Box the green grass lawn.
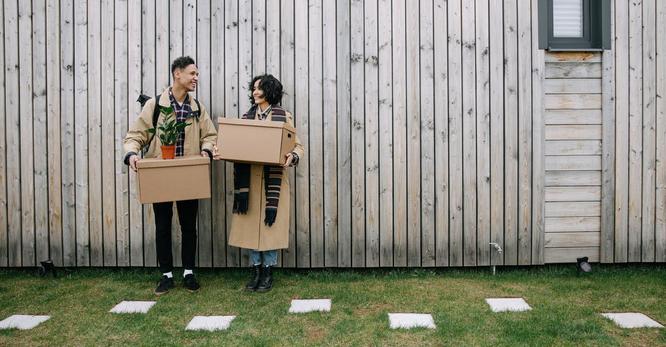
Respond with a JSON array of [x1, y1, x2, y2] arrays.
[[0, 265, 664, 346]]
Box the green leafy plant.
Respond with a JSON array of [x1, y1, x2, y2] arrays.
[[147, 105, 190, 146]]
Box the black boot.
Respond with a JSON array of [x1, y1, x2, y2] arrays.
[[256, 266, 273, 292], [245, 265, 262, 291]]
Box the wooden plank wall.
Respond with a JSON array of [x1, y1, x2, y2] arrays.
[[541, 0, 666, 264], [543, 52, 603, 263], [602, 0, 666, 263], [2, 0, 547, 268]]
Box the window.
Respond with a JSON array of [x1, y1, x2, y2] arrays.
[[538, 0, 611, 51]]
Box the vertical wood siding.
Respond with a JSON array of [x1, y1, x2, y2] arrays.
[[4, 0, 635, 268], [601, 0, 666, 263]]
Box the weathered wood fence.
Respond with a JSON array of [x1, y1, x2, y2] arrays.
[[0, 0, 663, 268]]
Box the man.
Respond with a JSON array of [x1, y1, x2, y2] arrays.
[[123, 56, 217, 295]]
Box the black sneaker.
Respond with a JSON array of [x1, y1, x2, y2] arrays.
[[183, 274, 201, 292], [154, 275, 175, 295]]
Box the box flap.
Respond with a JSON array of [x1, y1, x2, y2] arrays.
[[137, 155, 210, 169], [218, 117, 296, 134]]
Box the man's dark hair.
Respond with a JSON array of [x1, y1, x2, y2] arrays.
[[249, 74, 284, 105], [171, 56, 196, 76]]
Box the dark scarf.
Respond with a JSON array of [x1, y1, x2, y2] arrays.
[[233, 104, 287, 226]]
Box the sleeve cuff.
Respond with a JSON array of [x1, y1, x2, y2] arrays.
[[290, 152, 299, 166], [123, 152, 137, 165]]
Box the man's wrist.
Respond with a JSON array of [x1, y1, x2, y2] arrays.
[[290, 152, 299, 166], [124, 152, 138, 165]]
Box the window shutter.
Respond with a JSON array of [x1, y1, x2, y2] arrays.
[[553, 0, 583, 38]]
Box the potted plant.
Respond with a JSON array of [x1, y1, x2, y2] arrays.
[[147, 105, 190, 159]]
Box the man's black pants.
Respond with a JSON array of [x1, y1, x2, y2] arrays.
[[153, 199, 198, 273]]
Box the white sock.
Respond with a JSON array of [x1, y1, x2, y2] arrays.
[[163, 272, 173, 278], [183, 269, 193, 277]]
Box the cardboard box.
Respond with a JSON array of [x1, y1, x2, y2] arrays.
[[217, 118, 296, 165], [136, 156, 211, 204]]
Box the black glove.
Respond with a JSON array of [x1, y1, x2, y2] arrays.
[[264, 209, 277, 227], [233, 193, 249, 214]]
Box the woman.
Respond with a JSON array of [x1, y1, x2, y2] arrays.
[[227, 74, 304, 292]]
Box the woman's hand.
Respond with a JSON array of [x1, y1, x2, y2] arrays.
[[283, 153, 294, 168], [212, 145, 223, 160]]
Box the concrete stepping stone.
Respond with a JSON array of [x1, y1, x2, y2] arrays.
[[289, 299, 331, 313], [602, 313, 664, 328], [485, 298, 532, 312], [0, 315, 50, 330], [388, 313, 436, 329], [109, 301, 156, 314], [185, 316, 236, 331]]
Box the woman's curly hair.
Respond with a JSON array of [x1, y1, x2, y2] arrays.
[[249, 74, 284, 106]]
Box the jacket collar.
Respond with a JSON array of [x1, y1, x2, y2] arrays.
[[158, 87, 199, 112]]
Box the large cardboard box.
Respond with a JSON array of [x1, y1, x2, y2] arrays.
[[136, 156, 211, 204], [217, 118, 296, 165]]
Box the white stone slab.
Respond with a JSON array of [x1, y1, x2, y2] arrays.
[[485, 298, 532, 312], [109, 301, 156, 314], [185, 316, 236, 331], [388, 313, 436, 329], [0, 315, 50, 330], [602, 313, 664, 329], [288, 299, 332, 313]]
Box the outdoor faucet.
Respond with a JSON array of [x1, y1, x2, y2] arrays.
[[489, 243, 503, 275]]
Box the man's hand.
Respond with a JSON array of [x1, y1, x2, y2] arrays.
[[129, 155, 140, 172], [283, 153, 294, 168]]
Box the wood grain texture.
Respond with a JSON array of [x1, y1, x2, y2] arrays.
[[613, 0, 629, 263], [32, 0, 49, 266], [656, 0, 666, 262], [74, 0, 89, 266], [476, 0, 491, 266], [4, 0, 661, 267], [61, 0, 76, 266], [88, 0, 103, 266], [379, 0, 394, 267], [336, 0, 352, 267], [6, 0, 23, 266], [323, 0, 338, 267], [503, 0, 518, 265], [407, 0, 421, 267], [627, 0, 643, 262], [641, 0, 656, 262], [600, 0, 615, 263], [462, 0, 477, 266], [448, 0, 464, 266], [392, 0, 407, 266], [489, 0, 504, 266], [0, 1, 8, 266], [309, 0, 324, 267], [366, 0, 380, 267], [544, 247, 599, 263]]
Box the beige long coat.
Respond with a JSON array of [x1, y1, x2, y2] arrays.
[[228, 110, 304, 251]]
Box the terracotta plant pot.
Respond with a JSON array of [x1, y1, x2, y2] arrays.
[[161, 145, 176, 159]]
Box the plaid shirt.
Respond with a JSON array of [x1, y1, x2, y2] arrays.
[[168, 88, 192, 157]]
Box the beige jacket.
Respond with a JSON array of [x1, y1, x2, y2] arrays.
[[123, 89, 217, 161], [228, 109, 305, 251]]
